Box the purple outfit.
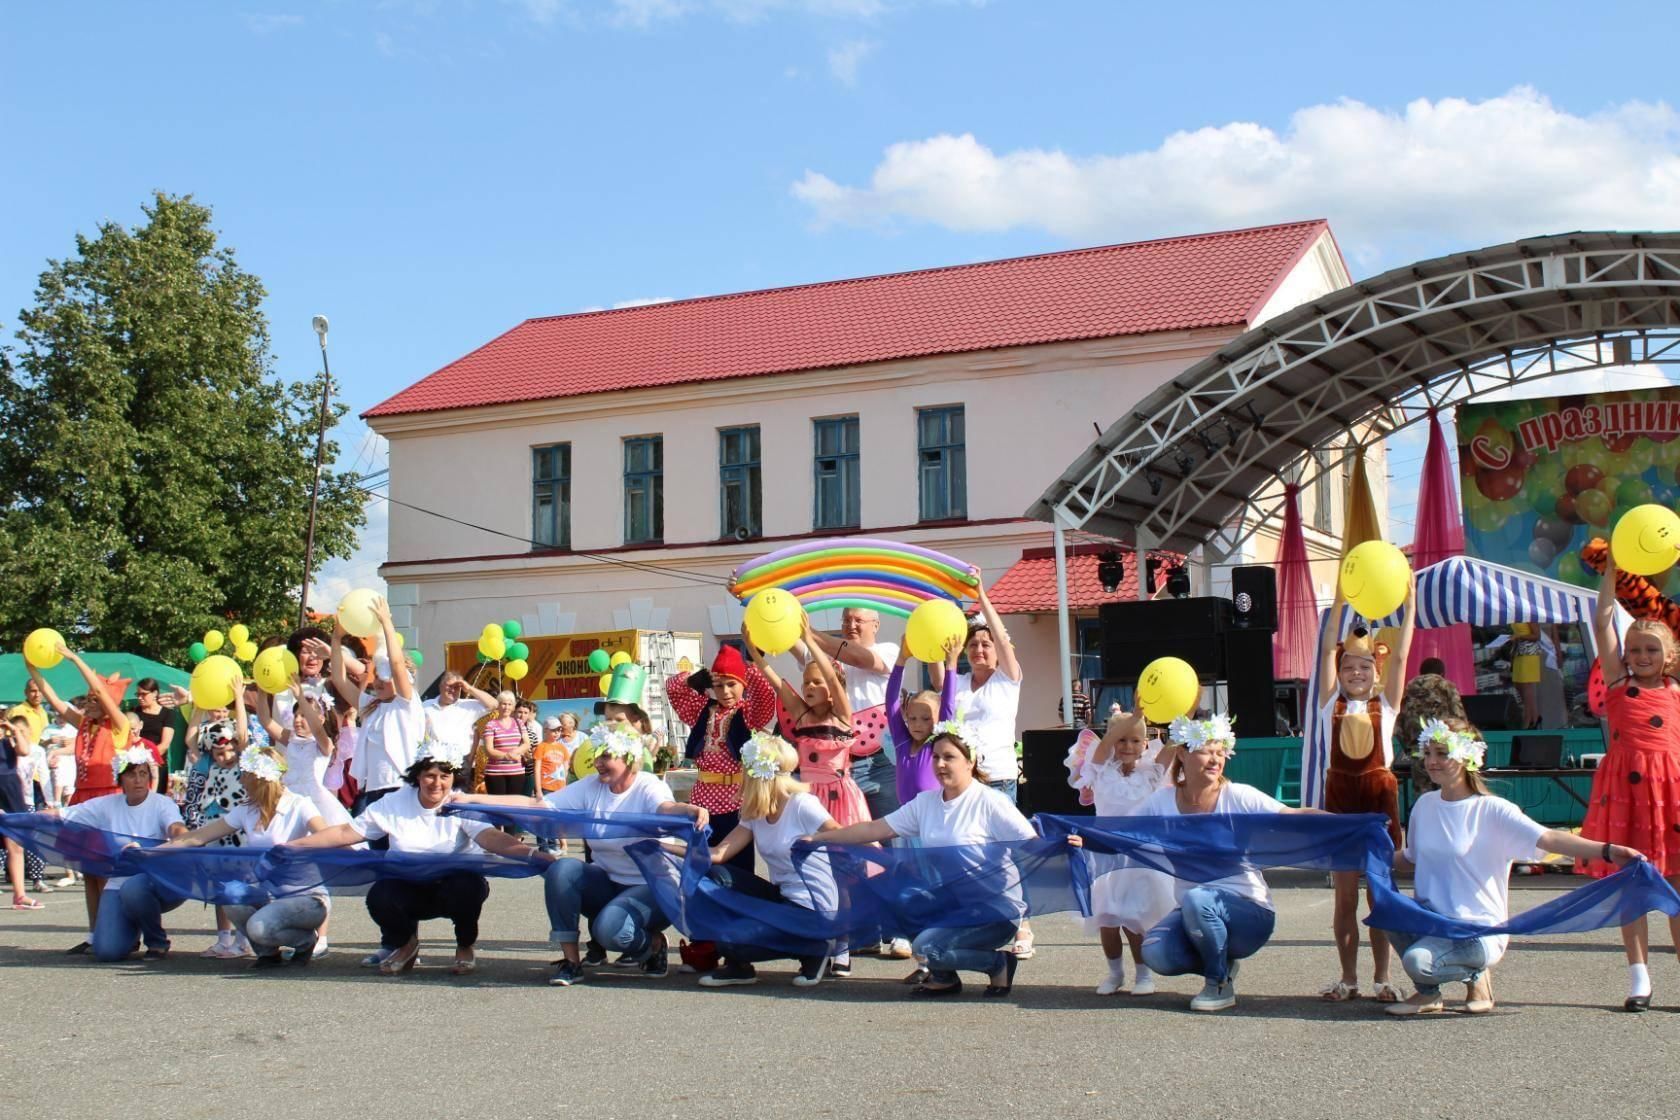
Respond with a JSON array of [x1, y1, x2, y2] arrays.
[[885, 664, 958, 803]]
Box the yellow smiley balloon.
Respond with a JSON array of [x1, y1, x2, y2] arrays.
[[1611, 504, 1680, 577]]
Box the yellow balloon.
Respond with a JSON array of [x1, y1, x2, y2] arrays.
[[203, 629, 225, 653], [389, 630, 405, 651], [1339, 540, 1411, 620], [228, 623, 250, 647], [235, 641, 259, 662], [506, 658, 529, 681], [743, 588, 804, 655], [609, 650, 632, 668], [23, 628, 64, 670], [1611, 504, 1680, 577], [598, 672, 613, 696], [904, 598, 968, 662], [252, 646, 300, 695], [1136, 656, 1199, 724], [479, 633, 507, 661], [190, 655, 241, 709], [337, 588, 381, 638]]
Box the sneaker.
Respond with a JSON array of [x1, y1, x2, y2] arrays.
[[885, 938, 913, 960], [1130, 968, 1157, 997], [639, 934, 669, 978], [792, 957, 829, 987], [549, 960, 585, 987], [31, 879, 52, 894], [142, 945, 170, 960], [202, 939, 244, 960], [312, 939, 331, 959], [583, 940, 608, 967], [361, 948, 393, 968], [54, 874, 78, 888], [698, 961, 759, 988], [1189, 979, 1236, 1012], [290, 937, 319, 965], [1096, 968, 1126, 996], [828, 957, 852, 979]]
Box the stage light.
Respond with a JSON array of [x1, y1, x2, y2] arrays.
[[1224, 418, 1240, 446], [1174, 449, 1195, 474], [1196, 429, 1217, 456], [1146, 468, 1162, 496], [1096, 550, 1125, 594]]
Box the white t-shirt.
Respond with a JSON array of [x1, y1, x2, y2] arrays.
[[272, 677, 331, 732], [1319, 692, 1400, 767], [845, 641, 898, 713], [544, 773, 677, 887], [225, 791, 322, 849], [351, 784, 491, 854], [62, 792, 184, 890], [423, 697, 488, 760], [952, 669, 1022, 781], [1136, 782, 1286, 908], [1402, 791, 1546, 957], [883, 781, 1036, 846], [353, 693, 426, 793], [742, 792, 836, 911]]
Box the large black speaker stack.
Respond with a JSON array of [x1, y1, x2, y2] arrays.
[[1097, 567, 1279, 734]]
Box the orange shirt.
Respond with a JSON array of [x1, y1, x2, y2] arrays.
[[535, 740, 571, 793]]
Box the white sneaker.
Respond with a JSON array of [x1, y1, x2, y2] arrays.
[[1096, 970, 1126, 996], [312, 939, 331, 959], [201, 939, 242, 960], [1130, 968, 1157, 996], [885, 938, 914, 960], [1190, 978, 1236, 1012], [54, 874, 78, 888]]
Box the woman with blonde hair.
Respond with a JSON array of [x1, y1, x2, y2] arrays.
[[698, 732, 842, 989], [162, 745, 333, 967]]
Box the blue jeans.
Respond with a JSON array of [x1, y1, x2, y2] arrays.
[[987, 779, 1018, 803], [850, 751, 900, 820], [912, 919, 1018, 984], [543, 859, 669, 957], [225, 896, 329, 955], [1141, 886, 1276, 984], [91, 877, 186, 961], [1386, 929, 1501, 997]]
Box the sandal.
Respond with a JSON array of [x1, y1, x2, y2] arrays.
[[902, 966, 930, 985], [11, 896, 45, 911], [379, 941, 421, 976], [1319, 979, 1360, 1002], [1464, 973, 1494, 1014], [1011, 930, 1035, 960], [1371, 981, 1403, 1003], [451, 953, 478, 976]]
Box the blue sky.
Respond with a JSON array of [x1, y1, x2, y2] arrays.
[[4, 0, 1678, 597]]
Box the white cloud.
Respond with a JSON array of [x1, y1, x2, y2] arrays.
[[245, 13, 304, 33], [577, 296, 677, 312], [792, 88, 1680, 266], [312, 495, 388, 609], [827, 39, 876, 86]]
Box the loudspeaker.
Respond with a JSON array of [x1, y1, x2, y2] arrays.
[[1231, 566, 1278, 631], [1099, 597, 1233, 680], [1463, 692, 1520, 731], [1019, 729, 1086, 816], [1223, 629, 1277, 735]]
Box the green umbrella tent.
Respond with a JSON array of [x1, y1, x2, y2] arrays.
[[0, 652, 190, 705]]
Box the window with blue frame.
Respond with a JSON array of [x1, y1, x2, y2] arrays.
[[531, 443, 571, 548], [917, 405, 966, 521], [623, 435, 664, 544], [719, 426, 762, 539], [813, 415, 860, 530]]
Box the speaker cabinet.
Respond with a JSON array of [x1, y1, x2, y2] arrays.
[[1019, 729, 1085, 816], [1099, 597, 1233, 680], [1231, 566, 1278, 631], [1223, 629, 1277, 736]]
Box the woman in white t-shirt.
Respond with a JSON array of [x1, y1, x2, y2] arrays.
[[1382, 718, 1643, 1016], [162, 746, 333, 967], [332, 602, 426, 812], [288, 740, 553, 976], [1133, 714, 1322, 1013], [808, 723, 1037, 998], [449, 724, 706, 988], [697, 732, 841, 990]]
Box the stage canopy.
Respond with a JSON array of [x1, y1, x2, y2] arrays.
[[1024, 230, 1680, 716]]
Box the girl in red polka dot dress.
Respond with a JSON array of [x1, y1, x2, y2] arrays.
[[1580, 555, 1680, 1011]]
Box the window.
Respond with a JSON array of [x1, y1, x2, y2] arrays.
[[623, 436, 663, 544], [1312, 448, 1333, 533], [532, 443, 571, 549], [813, 415, 860, 529], [917, 405, 967, 521], [719, 426, 762, 539]]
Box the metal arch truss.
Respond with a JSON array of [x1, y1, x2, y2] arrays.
[[1046, 239, 1680, 553]]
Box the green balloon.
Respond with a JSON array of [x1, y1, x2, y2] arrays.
[[187, 641, 208, 664], [508, 641, 529, 662], [1555, 550, 1589, 587], [1523, 459, 1565, 516], [1616, 478, 1652, 509], [476, 651, 490, 664], [410, 650, 424, 667], [586, 649, 610, 673], [1470, 503, 1508, 534], [502, 619, 523, 640]]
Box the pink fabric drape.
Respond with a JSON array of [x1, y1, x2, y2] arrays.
[[1273, 483, 1319, 681], [1406, 409, 1477, 693]]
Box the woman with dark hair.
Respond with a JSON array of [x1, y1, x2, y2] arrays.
[[132, 679, 175, 773], [286, 739, 553, 975]]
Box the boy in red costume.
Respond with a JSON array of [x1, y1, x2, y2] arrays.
[[664, 646, 776, 872]]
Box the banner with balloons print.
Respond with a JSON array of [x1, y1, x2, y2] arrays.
[[1457, 387, 1680, 588]]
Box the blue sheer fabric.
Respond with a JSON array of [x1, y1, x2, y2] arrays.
[[0, 813, 162, 877]]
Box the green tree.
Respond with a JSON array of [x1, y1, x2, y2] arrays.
[[0, 192, 365, 663]]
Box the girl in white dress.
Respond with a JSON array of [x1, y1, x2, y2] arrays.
[[1067, 709, 1178, 994]]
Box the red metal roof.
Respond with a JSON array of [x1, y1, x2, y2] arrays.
[[986, 544, 1180, 613], [366, 220, 1332, 418]]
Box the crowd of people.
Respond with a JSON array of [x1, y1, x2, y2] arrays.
[[2, 559, 1677, 1016]]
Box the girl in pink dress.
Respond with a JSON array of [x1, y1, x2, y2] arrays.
[[749, 619, 868, 828]]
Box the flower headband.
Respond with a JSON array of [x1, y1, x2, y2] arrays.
[[741, 731, 790, 781], [416, 734, 469, 770], [588, 721, 645, 759], [111, 746, 155, 781], [1414, 719, 1485, 770], [1167, 714, 1236, 753], [929, 717, 981, 760], [238, 746, 287, 784]]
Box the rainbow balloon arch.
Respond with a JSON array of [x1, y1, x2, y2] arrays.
[[731, 538, 979, 618]]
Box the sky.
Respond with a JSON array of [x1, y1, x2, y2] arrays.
[[4, 0, 1679, 602]]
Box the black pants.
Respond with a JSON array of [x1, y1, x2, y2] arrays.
[[709, 810, 755, 873], [366, 872, 490, 950], [709, 866, 827, 965]]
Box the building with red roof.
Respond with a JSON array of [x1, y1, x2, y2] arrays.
[[366, 220, 1377, 732]]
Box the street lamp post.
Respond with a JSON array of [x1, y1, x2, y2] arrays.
[[298, 314, 333, 628]]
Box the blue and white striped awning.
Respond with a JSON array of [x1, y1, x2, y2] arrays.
[[1300, 554, 1619, 809]]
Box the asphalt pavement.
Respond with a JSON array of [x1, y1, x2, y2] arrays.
[[2, 874, 1677, 1120]]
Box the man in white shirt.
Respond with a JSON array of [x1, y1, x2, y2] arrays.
[[423, 672, 497, 771]]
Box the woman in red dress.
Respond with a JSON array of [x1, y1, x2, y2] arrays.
[[1581, 556, 1680, 1011]]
